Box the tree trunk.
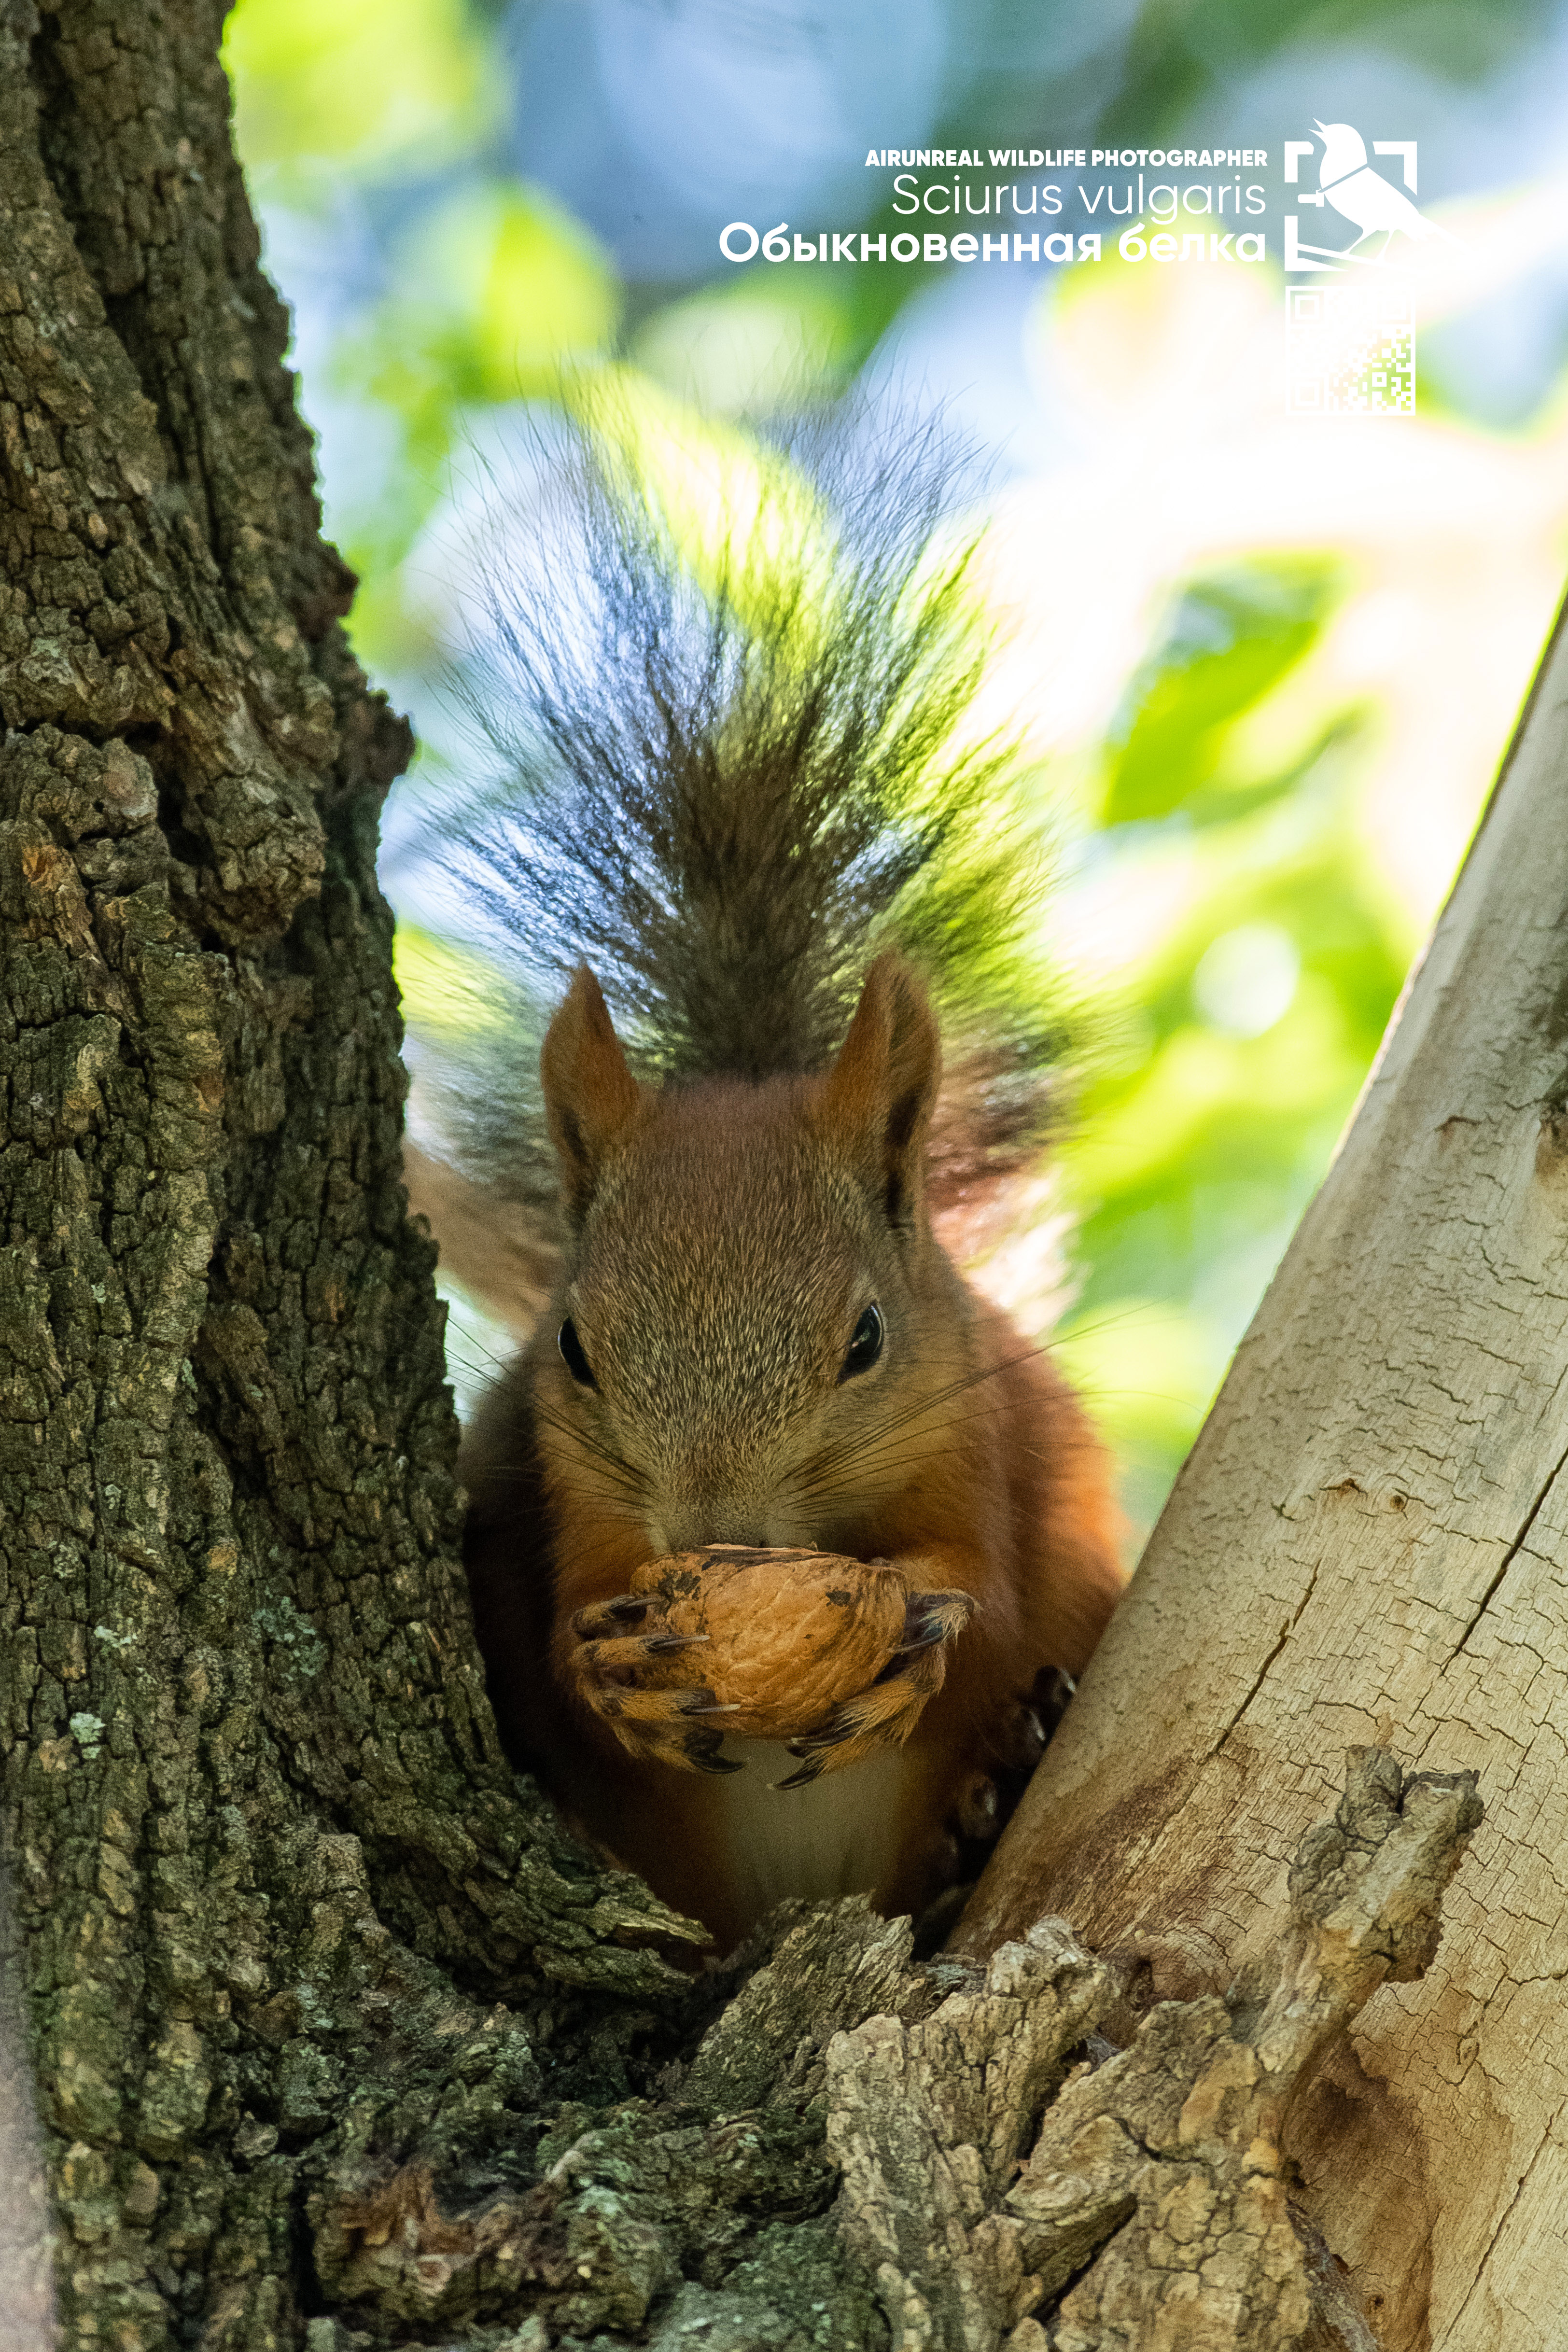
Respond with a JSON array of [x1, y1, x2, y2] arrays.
[[956, 602, 1568, 2350], [0, 2, 711, 2341]]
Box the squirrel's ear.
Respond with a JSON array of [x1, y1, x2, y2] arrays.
[[541, 966, 645, 1219], [816, 953, 940, 1237]]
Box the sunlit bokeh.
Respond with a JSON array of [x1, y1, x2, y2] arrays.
[[224, 0, 1568, 1543]]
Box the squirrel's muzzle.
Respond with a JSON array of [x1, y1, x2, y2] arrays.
[[652, 1499, 772, 1554]]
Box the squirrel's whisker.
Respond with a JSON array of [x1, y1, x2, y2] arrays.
[[793, 1348, 1048, 1489]]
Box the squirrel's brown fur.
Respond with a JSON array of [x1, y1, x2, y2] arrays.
[[460, 958, 1123, 1950], [422, 416, 1125, 1949]]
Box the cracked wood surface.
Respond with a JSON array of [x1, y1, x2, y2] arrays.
[[826, 1749, 1479, 2352], [289, 1749, 1474, 2352], [955, 597, 1568, 2349]]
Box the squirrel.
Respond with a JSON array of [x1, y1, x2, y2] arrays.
[[406, 412, 1127, 1954]]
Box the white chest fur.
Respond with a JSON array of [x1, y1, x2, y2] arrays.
[[711, 1740, 910, 1926]]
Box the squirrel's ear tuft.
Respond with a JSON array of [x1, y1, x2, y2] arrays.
[[816, 953, 940, 1237], [541, 966, 645, 1219]]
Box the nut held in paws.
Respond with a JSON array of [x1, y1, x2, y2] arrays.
[[572, 1546, 976, 1765]]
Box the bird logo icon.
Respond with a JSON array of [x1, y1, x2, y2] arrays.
[[1286, 124, 1456, 270]]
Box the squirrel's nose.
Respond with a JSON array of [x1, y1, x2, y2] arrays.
[[653, 1503, 769, 1553]]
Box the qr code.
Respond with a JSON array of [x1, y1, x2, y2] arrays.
[[1286, 285, 1414, 415]]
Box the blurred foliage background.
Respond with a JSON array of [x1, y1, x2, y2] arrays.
[[225, 0, 1568, 1546]]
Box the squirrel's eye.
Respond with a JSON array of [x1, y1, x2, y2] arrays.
[[839, 1302, 884, 1383], [558, 1317, 597, 1390]]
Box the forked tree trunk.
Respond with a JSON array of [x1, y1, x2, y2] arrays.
[[0, 2, 1547, 2347], [957, 605, 1568, 2351]]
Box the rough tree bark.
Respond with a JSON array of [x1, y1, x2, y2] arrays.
[[957, 605, 1568, 2350], [0, 1, 715, 2340], [0, 1, 1509, 2347]]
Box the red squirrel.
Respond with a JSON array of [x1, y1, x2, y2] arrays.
[[414, 420, 1127, 1952]]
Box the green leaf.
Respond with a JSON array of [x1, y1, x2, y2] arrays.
[[1102, 557, 1343, 827]]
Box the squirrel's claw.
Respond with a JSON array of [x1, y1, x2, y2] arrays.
[[567, 1591, 747, 1772], [773, 1584, 975, 1785], [882, 1588, 975, 1669], [676, 1688, 743, 1717], [683, 1728, 744, 1775], [572, 1593, 651, 1638]]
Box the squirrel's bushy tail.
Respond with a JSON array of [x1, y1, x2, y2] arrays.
[[398, 397, 1073, 1330]]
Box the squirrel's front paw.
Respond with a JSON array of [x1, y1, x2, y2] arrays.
[[567, 1588, 743, 1775], [776, 1586, 975, 1787]]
